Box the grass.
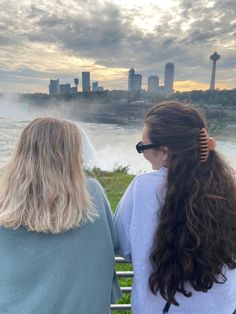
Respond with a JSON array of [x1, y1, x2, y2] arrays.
[[87, 167, 134, 211], [87, 168, 135, 313]]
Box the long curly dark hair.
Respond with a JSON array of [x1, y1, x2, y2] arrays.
[[145, 101, 236, 305]]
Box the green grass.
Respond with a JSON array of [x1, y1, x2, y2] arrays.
[[87, 168, 135, 313], [87, 167, 134, 211]]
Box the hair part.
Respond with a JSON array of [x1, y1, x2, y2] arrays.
[[145, 101, 236, 305], [0, 117, 97, 234]]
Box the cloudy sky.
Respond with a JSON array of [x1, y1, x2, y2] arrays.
[[0, 0, 235, 93]]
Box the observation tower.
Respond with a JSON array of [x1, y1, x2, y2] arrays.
[[210, 52, 220, 91]]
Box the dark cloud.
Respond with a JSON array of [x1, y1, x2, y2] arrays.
[[28, 2, 130, 63]]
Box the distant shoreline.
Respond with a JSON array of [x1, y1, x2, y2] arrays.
[[0, 90, 236, 136]]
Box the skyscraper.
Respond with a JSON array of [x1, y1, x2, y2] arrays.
[[128, 68, 142, 92], [210, 52, 220, 91], [92, 81, 104, 92], [133, 74, 142, 91], [82, 72, 91, 92], [92, 81, 98, 92], [49, 79, 60, 96], [148, 76, 159, 93], [164, 63, 174, 96], [60, 83, 71, 95], [128, 68, 135, 91]]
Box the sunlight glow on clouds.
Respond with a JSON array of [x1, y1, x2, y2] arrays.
[[174, 80, 234, 92], [110, 0, 179, 33], [112, 0, 177, 11]]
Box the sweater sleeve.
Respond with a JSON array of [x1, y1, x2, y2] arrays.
[[114, 179, 136, 262], [86, 176, 122, 303], [95, 181, 122, 303], [114, 170, 167, 262], [86, 176, 118, 250]]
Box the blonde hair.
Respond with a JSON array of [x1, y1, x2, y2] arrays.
[[0, 117, 97, 234]]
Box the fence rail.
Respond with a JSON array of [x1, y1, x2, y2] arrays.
[[112, 257, 236, 313], [111, 257, 132, 312]]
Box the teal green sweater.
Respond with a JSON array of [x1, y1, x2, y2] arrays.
[[0, 177, 121, 314]]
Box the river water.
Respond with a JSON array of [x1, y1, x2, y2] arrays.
[[0, 117, 236, 174]]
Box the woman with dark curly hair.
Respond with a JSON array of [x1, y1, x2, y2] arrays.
[[114, 101, 236, 314]]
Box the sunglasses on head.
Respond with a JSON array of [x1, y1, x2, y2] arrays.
[[136, 141, 160, 153]]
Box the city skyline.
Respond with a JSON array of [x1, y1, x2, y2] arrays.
[[0, 0, 235, 93], [49, 62, 174, 95]]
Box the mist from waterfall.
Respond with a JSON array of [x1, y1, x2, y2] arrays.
[[0, 94, 236, 174]]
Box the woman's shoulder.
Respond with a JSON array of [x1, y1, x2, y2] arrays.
[[131, 167, 167, 189], [119, 168, 167, 204], [85, 176, 109, 211], [85, 176, 104, 194]]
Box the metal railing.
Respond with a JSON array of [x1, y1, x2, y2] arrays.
[[110, 257, 133, 311], [111, 259, 236, 314]]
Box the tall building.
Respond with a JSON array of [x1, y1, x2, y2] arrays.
[[92, 81, 98, 92], [164, 63, 174, 96], [60, 83, 71, 95], [133, 74, 142, 91], [148, 75, 159, 93], [92, 81, 104, 92], [210, 52, 220, 91], [49, 79, 60, 96], [128, 68, 142, 92], [128, 68, 135, 91], [82, 72, 91, 92]]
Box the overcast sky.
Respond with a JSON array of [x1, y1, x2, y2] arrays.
[[0, 0, 235, 93]]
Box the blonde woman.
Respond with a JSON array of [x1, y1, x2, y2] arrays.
[[0, 117, 121, 314]]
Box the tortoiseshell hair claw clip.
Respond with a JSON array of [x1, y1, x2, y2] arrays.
[[199, 128, 216, 163]]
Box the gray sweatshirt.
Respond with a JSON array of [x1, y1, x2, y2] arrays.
[[114, 167, 236, 314]]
